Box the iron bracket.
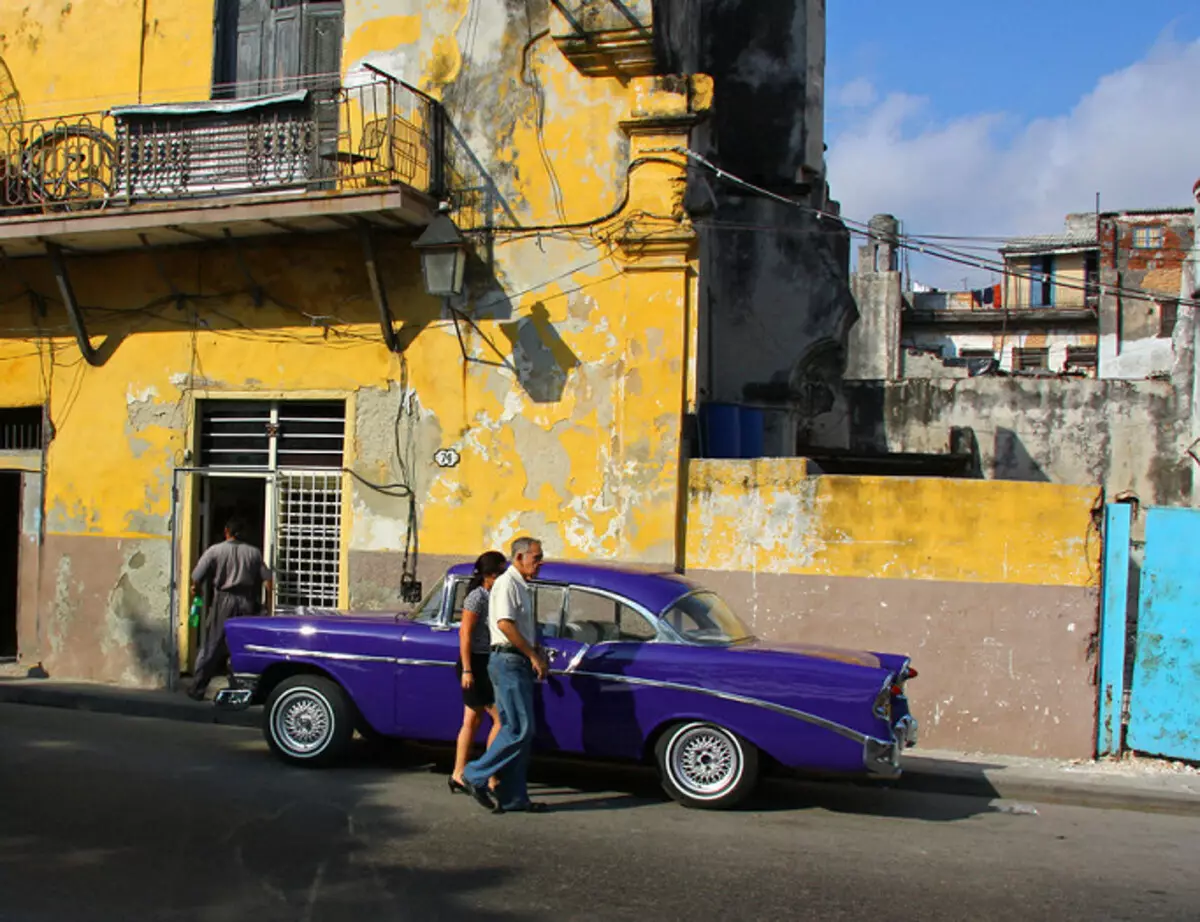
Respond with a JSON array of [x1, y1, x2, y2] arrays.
[[45, 242, 100, 367], [358, 222, 401, 353]]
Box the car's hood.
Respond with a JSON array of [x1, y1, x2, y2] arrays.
[[733, 638, 885, 670]]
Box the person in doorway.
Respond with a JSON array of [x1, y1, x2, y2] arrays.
[[187, 516, 273, 701], [448, 550, 507, 796], [460, 536, 550, 814]]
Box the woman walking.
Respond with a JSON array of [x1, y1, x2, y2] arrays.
[[448, 550, 507, 795]]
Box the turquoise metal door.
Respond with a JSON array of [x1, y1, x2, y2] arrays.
[[1126, 507, 1200, 761]]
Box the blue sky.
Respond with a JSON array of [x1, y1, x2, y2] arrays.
[[825, 2, 1200, 286]]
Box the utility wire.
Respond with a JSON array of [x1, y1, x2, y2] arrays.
[[675, 147, 1200, 311]]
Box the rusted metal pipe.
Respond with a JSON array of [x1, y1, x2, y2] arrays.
[[45, 242, 100, 366], [359, 222, 401, 353]]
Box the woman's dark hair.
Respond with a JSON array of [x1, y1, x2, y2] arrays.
[[466, 550, 507, 594]]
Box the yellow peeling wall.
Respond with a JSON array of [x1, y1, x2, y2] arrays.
[[0, 1, 215, 117], [0, 1, 705, 685], [686, 459, 1099, 587], [684, 459, 1104, 758]]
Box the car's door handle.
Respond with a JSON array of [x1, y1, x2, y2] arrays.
[[545, 648, 563, 661]]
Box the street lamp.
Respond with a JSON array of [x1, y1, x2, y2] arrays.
[[413, 204, 467, 298]]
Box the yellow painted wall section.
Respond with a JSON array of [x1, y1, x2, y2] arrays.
[[0, 1, 214, 116], [686, 459, 1100, 588]]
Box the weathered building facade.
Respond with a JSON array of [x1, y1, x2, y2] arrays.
[[0, 0, 856, 688], [834, 200, 1200, 506]]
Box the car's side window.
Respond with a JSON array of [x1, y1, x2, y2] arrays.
[[530, 584, 566, 639], [562, 587, 657, 644], [411, 578, 446, 623], [447, 579, 470, 626]]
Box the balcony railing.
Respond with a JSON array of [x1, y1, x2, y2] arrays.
[[0, 72, 440, 218], [551, 0, 655, 78]]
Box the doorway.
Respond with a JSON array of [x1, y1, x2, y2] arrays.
[[201, 476, 267, 554], [0, 472, 21, 658], [188, 475, 268, 674]]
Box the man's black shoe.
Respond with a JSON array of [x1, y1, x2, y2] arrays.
[[462, 779, 496, 813], [186, 685, 206, 701]]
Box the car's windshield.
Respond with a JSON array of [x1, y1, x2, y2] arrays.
[[661, 591, 754, 645], [408, 578, 445, 623]]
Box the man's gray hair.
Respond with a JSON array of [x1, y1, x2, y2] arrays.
[[511, 536, 541, 558]]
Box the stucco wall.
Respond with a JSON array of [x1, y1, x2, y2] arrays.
[[838, 377, 1192, 505], [684, 459, 1102, 757]]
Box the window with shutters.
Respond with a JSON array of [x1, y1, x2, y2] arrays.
[[212, 0, 344, 99], [0, 407, 42, 452], [199, 400, 345, 469]]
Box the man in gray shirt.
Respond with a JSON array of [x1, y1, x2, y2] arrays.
[[187, 517, 273, 700], [461, 535, 550, 813]]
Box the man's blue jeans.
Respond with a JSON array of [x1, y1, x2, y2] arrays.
[[463, 652, 536, 809]]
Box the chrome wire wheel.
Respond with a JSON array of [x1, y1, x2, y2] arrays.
[[665, 722, 745, 800], [271, 688, 335, 756]]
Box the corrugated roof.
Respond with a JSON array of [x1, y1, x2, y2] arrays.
[[1000, 233, 1098, 254]]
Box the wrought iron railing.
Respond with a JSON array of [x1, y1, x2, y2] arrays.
[[0, 110, 118, 214], [0, 72, 439, 216]]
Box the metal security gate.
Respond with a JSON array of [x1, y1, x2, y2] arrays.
[[1099, 504, 1200, 761], [274, 470, 343, 610]]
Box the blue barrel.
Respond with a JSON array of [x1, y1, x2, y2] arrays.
[[700, 403, 741, 459], [739, 407, 764, 459]]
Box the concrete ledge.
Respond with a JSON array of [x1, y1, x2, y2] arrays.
[[3, 679, 1199, 816], [897, 749, 1200, 817]]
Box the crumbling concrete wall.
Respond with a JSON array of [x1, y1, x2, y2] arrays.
[[835, 377, 1193, 505], [685, 458, 1102, 758]]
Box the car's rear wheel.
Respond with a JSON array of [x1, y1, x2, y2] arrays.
[[655, 721, 759, 809], [263, 675, 353, 767]]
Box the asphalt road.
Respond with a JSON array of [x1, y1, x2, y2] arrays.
[[1, 704, 1198, 922]]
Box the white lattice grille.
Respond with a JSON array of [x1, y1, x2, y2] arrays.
[[275, 471, 342, 609]]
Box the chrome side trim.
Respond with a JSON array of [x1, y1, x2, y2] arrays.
[[246, 644, 396, 663], [566, 669, 870, 743], [246, 644, 458, 668]]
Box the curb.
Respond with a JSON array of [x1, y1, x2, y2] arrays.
[[895, 762, 1200, 817], [4, 681, 1199, 816], [0, 681, 258, 729]]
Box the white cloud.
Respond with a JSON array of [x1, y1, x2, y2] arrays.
[[827, 37, 1200, 286]]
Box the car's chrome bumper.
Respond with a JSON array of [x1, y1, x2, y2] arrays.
[[864, 716, 919, 778], [213, 674, 260, 711]]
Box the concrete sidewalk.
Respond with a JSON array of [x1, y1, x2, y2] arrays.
[[2, 675, 1198, 816]]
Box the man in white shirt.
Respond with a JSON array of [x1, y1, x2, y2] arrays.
[[461, 536, 550, 813]]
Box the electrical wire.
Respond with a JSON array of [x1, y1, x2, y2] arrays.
[[674, 147, 1200, 311]]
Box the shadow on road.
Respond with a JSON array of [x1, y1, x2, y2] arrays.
[[373, 739, 1001, 822], [0, 716, 533, 921]]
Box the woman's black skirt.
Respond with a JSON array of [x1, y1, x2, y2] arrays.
[[455, 652, 495, 709]]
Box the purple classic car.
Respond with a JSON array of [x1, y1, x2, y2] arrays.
[[216, 562, 919, 809]]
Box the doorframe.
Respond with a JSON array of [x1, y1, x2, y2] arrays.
[[0, 453, 43, 666], [172, 389, 356, 676]]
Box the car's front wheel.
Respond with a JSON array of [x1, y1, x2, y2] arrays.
[[656, 721, 759, 809], [263, 675, 354, 767]]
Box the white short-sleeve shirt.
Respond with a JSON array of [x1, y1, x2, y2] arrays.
[[488, 566, 536, 647]]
